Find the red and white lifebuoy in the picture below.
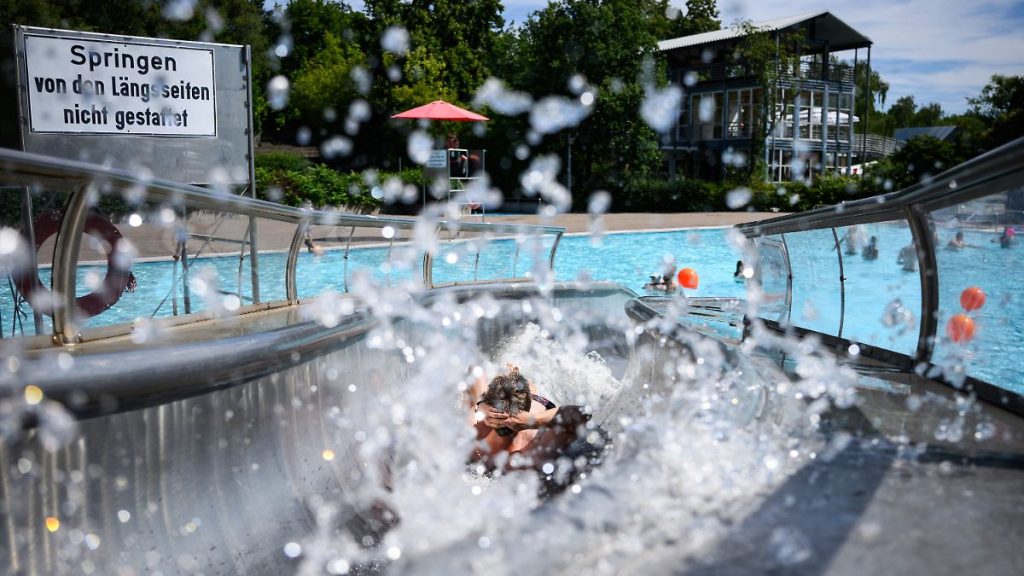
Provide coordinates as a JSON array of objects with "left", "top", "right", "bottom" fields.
[{"left": 12, "top": 210, "right": 134, "bottom": 319}]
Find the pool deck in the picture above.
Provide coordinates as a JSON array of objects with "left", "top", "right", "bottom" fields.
[
  {"left": 103, "top": 211, "right": 785, "bottom": 264},
  {"left": 471, "top": 211, "right": 784, "bottom": 234}
]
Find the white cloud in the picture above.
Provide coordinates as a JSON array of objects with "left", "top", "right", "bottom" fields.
[
  {"left": 323, "top": 0, "right": 1024, "bottom": 114},
  {"left": 716, "top": 0, "right": 1024, "bottom": 113}
]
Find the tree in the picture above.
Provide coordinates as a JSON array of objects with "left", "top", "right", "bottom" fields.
[
  {"left": 288, "top": 32, "right": 364, "bottom": 133},
  {"left": 887, "top": 96, "right": 917, "bottom": 130},
  {"left": 734, "top": 20, "right": 803, "bottom": 182},
  {"left": 865, "top": 135, "right": 958, "bottom": 191},
  {"left": 913, "top": 102, "right": 944, "bottom": 127},
  {"left": 968, "top": 74, "right": 1024, "bottom": 149},
  {"left": 677, "top": 0, "right": 720, "bottom": 36},
  {"left": 506, "top": 0, "right": 677, "bottom": 203},
  {"left": 851, "top": 60, "right": 889, "bottom": 135}
]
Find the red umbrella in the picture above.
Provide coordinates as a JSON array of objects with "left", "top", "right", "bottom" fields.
[{"left": 391, "top": 100, "right": 489, "bottom": 122}]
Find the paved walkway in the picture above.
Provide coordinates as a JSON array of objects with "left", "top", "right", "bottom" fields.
[
  {"left": 52, "top": 211, "right": 786, "bottom": 264},
  {"left": 476, "top": 212, "right": 784, "bottom": 234}
]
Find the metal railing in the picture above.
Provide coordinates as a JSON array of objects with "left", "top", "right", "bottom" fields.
[
  {"left": 734, "top": 136, "right": 1024, "bottom": 415},
  {"left": 0, "top": 147, "right": 564, "bottom": 347}
]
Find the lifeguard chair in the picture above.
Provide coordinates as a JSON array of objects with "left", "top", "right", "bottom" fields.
[{"left": 425, "top": 146, "right": 487, "bottom": 216}]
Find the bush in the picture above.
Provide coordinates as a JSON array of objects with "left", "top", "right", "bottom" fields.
[
  {"left": 618, "top": 173, "right": 875, "bottom": 214},
  {"left": 255, "top": 151, "right": 313, "bottom": 173},
  {"left": 254, "top": 152, "right": 394, "bottom": 212},
  {"left": 619, "top": 177, "right": 722, "bottom": 212}
]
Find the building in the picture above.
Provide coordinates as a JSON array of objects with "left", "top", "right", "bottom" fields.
[
  {"left": 894, "top": 126, "right": 959, "bottom": 143},
  {"left": 659, "top": 11, "right": 876, "bottom": 182}
]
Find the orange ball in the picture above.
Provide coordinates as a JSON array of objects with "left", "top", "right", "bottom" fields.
[
  {"left": 947, "top": 313, "right": 976, "bottom": 343},
  {"left": 677, "top": 267, "right": 699, "bottom": 289},
  {"left": 960, "top": 286, "right": 986, "bottom": 311}
]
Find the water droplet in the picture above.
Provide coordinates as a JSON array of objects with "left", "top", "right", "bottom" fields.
[
  {"left": 640, "top": 84, "right": 681, "bottom": 133},
  {"left": 117, "top": 510, "right": 131, "bottom": 523},
  {"left": 408, "top": 130, "right": 433, "bottom": 165},
  {"left": 381, "top": 26, "right": 410, "bottom": 55},
  {"left": 529, "top": 96, "right": 591, "bottom": 135},
  {"left": 726, "top": 187, "right": 752, "bottom": 209},
  {"left": 24, "top": 385, "right": 43, "bottom": 405},
  {"left": 283, "top": 541, "right": 302, "bottom": 558},
  {"left": 321, "top": 136, "right": 352, "bottom": 159},
  {"left": 350, "top": 66, "right": 371, "bottom": 94},
  {"left": 474, "top": 77, "right": 532, "bottom": 115},
  {"left": 45, "top": 517, "right": 60, "bottom": 532},
  {"left": 162, "top": 0, "right": 195, "bottom": 21},
  {"left": 267, "top": 76, "right": 290, "bottom": 111},
  {"left": 769, "top": 526, "right": 811, "bottom": 565},
  {"left": 588, "top": 191, "right": 611, "bottom": 215},
  {"left": 328, "top": 559, "right": 351, "bottom": 574}
]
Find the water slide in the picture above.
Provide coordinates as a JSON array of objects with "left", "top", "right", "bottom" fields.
[{"left": 1, "top": 142, "right": 1024, "bottom": 575}]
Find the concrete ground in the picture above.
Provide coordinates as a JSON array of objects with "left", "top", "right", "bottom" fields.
[
  {"left": 50, "top": 211, "right": 785, "bottom": 264},
  {"left": 133, "top": 211, "right": 782, "bottom": 262}
]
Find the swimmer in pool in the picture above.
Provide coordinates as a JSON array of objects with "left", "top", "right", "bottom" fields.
[
  {"left": 946, "top": 230, "right": 977, "bottom": 250},
  {"left": 733, "top": 260, "right": 746, "bottom": 282},
  {"left": 837, "top": 225, "right": 865, "bottom": 256},
  {"left": 897, "top": 243, "right": 917, "bottom": 272},
  {"left": 993, "top": 226, "right": 1016, "bottom": 248},
  {"left": 643, "top": 266, "right": 677, "bottom": 292},
  {"left": 862, "top": 236, "right": 879, "bottom": 260},
  {"left": 468, "top": 365, "right": 598, "bottom": 489}
]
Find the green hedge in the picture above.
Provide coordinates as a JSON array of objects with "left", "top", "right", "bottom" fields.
[
  {"left": 618, "top": 177, "right": 724, "bottom": 211},
  {"left": 617, "top": 174, "right": 873, "bottom": 213},
  {"left": 253, "top": 151, "right": 423, "bottom": 212}
]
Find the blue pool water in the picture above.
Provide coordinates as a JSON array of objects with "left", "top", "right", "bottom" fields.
[{"left": 3, "top": 226, "right": 1020, "bottom": 393}]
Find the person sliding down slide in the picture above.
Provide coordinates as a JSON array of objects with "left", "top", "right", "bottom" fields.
[{"left": 468, "top": 365, "right": 607, "bottom": 496}]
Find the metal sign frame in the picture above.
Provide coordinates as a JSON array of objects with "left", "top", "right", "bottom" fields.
[{"left": 12, "top": 25, "right": 254, "bottom": 188}]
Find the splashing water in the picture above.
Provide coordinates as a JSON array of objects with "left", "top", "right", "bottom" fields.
[
  {"left": 474, "top": 77, "right": 533, "bottom": 116},
  {"left": 529, "top": 95, "right": 592, "bottom": 135},
  {"left": 640, "top": 84, "right": 682, "bottom": 133},
  {"left": 267, "top": 75, "right": 290, "bottom": 111},
  {"left": 381, "top": 26, "right": 410, "bottom": 56}
]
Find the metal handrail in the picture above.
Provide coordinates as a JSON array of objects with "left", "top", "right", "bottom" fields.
[
  {"left": 733, "top": 136, "right": 1024, "bottom": 412},
  {"left": 0, "top": 147, "right": 565, "bottom": 345}
]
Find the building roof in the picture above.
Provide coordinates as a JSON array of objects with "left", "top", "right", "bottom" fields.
[
  {"left": 894, "top": 126, "right": 959, "bottom": 142},
  {"left": 658, "top": 10, "right": 872, "bottom": 53}
]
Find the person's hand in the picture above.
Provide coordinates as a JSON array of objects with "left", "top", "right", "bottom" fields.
[{"left": 478, "top": 403, "right": 535, "bottom": 432}]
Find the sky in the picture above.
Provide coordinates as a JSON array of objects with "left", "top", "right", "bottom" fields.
[
  {"left": 338, "top": 0, "right": 1024, "bottom": 115},
  {"left": 504, "top": 0, "right": 1024, "bottom": 115}
]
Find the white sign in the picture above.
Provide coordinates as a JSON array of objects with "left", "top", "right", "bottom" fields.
[
  {"left": 23, "top": 34, "right": 217, "bottom": 136},
  {"left": 426, "top": 149, "right": 448, "bottom": 168}
]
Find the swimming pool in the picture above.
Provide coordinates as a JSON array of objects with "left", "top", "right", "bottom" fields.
[
  {"left": 0, "top": 227, "right": 744, "bottom": 328},
  {"left": 3, "top": 225, "right": 1019, "bottom": 394}
]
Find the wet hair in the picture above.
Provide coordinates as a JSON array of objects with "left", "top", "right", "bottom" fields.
[{"left": 481, "top": 367, "right": 531, "bottom": 416}]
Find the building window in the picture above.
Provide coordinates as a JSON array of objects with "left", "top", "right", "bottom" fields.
[
  {"left": 727, "top": 88, "right": 754, "bottom": 138},
  {"left": 692, "top": 92, "right": 723, "bottom": 141}
]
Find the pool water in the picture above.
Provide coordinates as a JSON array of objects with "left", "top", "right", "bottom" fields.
[{"left": 3, "top": 226, "right": 1019, "bottom": 393}]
